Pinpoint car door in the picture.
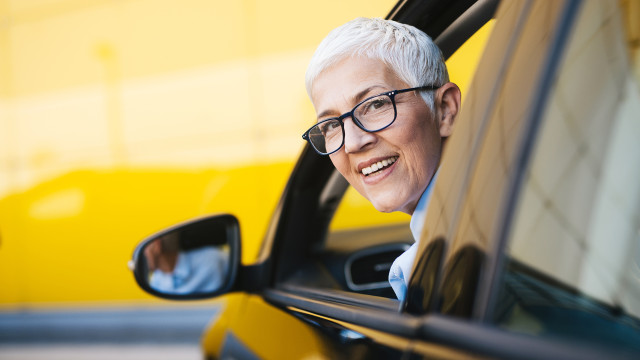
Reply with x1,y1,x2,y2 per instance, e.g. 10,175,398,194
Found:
190,0,640,359
405,0,640,358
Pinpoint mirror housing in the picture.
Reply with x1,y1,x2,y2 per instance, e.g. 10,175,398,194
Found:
130,214,241,300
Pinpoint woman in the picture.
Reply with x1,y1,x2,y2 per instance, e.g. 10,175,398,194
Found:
302,17,461,300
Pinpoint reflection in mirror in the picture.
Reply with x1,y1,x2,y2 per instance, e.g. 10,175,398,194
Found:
140,226,229,296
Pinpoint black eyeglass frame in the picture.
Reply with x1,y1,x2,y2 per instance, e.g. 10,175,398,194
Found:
302,85,439,155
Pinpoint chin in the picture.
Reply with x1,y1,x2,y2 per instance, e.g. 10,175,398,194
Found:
369,197,403,214
360,187,410,213
368,189,418,214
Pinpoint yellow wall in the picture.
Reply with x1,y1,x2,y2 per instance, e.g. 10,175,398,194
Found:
0,0,396,308
0,0,491,308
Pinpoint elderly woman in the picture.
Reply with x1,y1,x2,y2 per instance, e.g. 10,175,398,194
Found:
302,17,461,301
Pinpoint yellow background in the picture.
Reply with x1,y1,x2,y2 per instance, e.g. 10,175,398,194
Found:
0,0,491,308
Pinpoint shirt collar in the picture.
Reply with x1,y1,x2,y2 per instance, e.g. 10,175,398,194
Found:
409,170,439,242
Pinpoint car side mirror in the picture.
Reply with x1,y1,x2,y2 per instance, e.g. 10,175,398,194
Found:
129,214,241,300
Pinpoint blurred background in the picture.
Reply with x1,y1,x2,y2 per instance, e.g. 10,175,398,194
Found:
0,0,486,358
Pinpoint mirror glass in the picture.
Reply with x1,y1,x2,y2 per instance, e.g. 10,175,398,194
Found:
136,216,233,296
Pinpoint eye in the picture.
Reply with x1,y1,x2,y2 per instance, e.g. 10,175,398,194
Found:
362,96,392,114
370,99,387,109
319,120,341,135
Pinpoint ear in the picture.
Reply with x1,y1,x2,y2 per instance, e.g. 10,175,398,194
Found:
435,82,461,138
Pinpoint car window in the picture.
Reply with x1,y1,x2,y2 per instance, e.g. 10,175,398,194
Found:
494,0,640,351
282,21,496,299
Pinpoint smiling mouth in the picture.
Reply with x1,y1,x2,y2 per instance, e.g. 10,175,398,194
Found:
361,156,398,176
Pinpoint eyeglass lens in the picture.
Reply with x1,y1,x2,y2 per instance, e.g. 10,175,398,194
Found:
308,94,396,154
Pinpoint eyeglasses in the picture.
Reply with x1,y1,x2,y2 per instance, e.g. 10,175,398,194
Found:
302,85,438,155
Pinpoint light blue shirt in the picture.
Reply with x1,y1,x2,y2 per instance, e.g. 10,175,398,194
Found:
150,246,227,294
388,172,437,301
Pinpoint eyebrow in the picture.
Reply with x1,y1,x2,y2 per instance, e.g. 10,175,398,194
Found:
316,85,387,121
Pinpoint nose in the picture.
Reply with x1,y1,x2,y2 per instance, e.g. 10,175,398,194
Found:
343,117,377,153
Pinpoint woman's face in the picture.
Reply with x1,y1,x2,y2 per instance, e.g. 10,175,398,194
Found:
310,57,449,214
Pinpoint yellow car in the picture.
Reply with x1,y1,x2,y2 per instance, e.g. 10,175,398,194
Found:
131,0,640,358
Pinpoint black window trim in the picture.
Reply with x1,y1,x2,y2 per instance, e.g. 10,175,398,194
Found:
264,288,634,360
264,288,419,338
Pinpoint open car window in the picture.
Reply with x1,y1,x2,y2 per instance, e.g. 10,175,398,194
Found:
278,16,495,300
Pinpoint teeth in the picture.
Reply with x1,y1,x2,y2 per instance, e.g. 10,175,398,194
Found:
361,156,397,176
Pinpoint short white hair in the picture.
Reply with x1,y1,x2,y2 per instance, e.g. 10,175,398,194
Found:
305,17,449,110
